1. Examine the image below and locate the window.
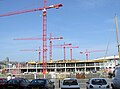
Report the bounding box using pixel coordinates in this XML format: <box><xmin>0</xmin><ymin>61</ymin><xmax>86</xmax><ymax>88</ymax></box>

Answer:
<box><xmin>25</xmin><ymin>79</ymin><xmax>30</xmax><ymax>84</ymax></box>
<box><xmin>20</xmin><ymin>79</ymin><xmax>27</xmax><ymax>85</ymax></box>
<box><xmin>31</xmin><ymin>79</ymin><xmax>46</xmax><ymax>85</ymax></box>
<box><xmin>91</xmin><ymin>79</ymin><xmax>107</xmax><ymax>85</ymax></box>
<box><xmin>0</xmin><ymin>80</ymin><xmax>3</xmax><ymax>83</ymax></box>
<box><xmin>63</xmin><ymin>79</ymin><xmax>78</xmax><ymax>85</ymax></box>
<box><xmin>8</xmin><ymin>79</ymin><xmax>19</xmax><ymax>84</ymax></box>
<box><xmin>3</xmin><ymin>79</ymin><xmax>7</xmax><ymax>83</ymax></box>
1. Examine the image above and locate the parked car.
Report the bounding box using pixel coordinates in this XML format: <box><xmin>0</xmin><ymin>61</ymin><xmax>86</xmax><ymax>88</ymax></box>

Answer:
<box><xmin>86</xmin><ymin>78</ymin><xmax>110</xmax><ymax>89</ymax></box>
<box><xmin>4</xmin><ymin>78</ymin><xmax>30</xmax><ymax>89</ymax></box>
<box><xmin>61</xmin><ymin>78</ymin><xmax>80</xmax><ymax>89</ymax></box>
<box><xmin>0</xmin><ymin>78</ymin><xmax>7</xmax><ymax>85</ymax></box>
<box><xmin>26</xmin><ymin>78</ymin><xmax>55</xmax><ymax>89</ymax></box>
<box><xmin>111</xmin><ymin>66</ymin><xmax>120</xmax><ymax>89</ymax></box>
<box><xmin>0</xmin><ymin>78</ymin><xmax>7</xmax><ymax>89</ymax></box>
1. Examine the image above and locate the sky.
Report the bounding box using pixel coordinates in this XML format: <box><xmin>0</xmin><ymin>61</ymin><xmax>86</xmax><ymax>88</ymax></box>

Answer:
<box><xmin>0</xmin><ymin>0</ymin><xmax>120</xmax><ymax>62</ymax></box>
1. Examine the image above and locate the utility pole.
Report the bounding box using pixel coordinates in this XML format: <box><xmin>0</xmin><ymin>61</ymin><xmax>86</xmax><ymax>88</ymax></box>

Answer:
<box><xmin>115</xmin><ymin>15</ymin><xmax>120</xmax><ymax>63</ymax></box>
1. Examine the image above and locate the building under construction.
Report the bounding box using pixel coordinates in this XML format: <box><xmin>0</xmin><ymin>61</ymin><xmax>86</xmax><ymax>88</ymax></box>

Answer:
<box><xmin>0</xmin><ymin>1</ymin><xmax>120</xmax><ymax>79</ymax></box>
<box><xmin>2</xmin><ymin>55</ymin><xmax>118</xmax><ymax>75</ymax></box>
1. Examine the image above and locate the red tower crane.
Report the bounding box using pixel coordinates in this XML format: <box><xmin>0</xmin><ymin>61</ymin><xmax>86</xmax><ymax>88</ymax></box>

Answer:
<box><xmin>20</xmin><ymin>47</ymin><xmax>41</xmax><ymax>62</ymax></box>
<box><xmin>54</xmin><ymin>42</ymin><xmax>72</xmax><ymax>61</ymax></box>
<box><xmin>49</xmin><ymin>33</ymin><xmax>63</xmax><ymax>62</ymax></box>
<box><xmin>80</xmin><ymin>49</ymin><xmax>105</xmax><ymax>60</ymax></box>
<box><xmin>0</xmin><ymin>0</ymin><xmax>62</xmax><ymax>74</ymax></box>
<box><xmin>14</xmin><ymin>32</ymin><xmax>63</xmax><ymax>62</ymax></box>
<box><xmin>66</xmin><ymin>45</ymin><xmax>79</xmax><ymax>60</ymax></box>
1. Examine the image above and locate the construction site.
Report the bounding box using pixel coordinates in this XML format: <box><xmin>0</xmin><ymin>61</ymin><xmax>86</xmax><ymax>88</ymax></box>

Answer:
<box><xmin>0</xmin><ymin>0</ymin><xmax>120</xmax><ymax>82</ymax></box>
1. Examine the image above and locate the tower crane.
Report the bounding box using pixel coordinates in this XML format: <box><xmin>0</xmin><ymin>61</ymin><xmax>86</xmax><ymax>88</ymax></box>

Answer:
<box><xmin>49</xmin><ymin>33</ymin><xmax>63</xmax><ymax>62</ymax></box>
<box><xmin>14</xmin><ymin>32</ymin><xmax>63</xmax><ymax>62</ymax></box>
<box><xmin>20</xmin><ymin>47</ymin><xmax>41</xmax><ymax>62</ymax></box>
<box><xmin>80</xmin><ymin>49</ymin><xmax>105</xmax><ymax>60</ymax></box>
<box><xmin>66</xmin><ymin>45</ymin><xmax>79</xmax><ymax>60</ymax></box>
<box><xmin>54</xmin><ymin>42</ymin><xmax>72</xmax><ymax>61</ymax></box>
<box><xmin>0</xmin><ymin>0</ymin><xmax>63</xmax><ymax>74</ymax></box>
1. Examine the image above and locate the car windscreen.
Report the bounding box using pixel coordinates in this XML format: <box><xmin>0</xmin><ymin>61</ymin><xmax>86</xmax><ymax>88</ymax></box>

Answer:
<box><xmin>91</xmin><ymin>79</ymin><xmax>107</xmax><ymax>85</ymax></box>
<box><xmin>0</xmin><ymin>79</ymin><xmax>7</xmax><ymax>83</ymax></box>
<box><xmin>0</xmin><ymin>80</ymin><xmax>3</xmax><ymax>83</ymax></box>
<box><xmin>7</xmin><ymin>79</ymin><xmax>19</xmax><ymax>84</ymax></box>
<box><xmin>31</xmin><ymin>79</ymin><xmax>46</xmax><ymax>85</ymax></box>
<box><xmin>63</xmin><ymin>79</ymin><xmax>78</xmax><ymax>85</ymax></box>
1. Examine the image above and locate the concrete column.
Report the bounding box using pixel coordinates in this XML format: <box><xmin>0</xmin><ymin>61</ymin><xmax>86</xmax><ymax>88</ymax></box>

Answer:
<box><xmin>36</xmin><ymin>63</ymin><xmax>37</xmax><ymax>73</ymax></box>
<box><xmin>65</xmin><ymin>63</ymin><xmax>66</xmax><ymax>72</ymax></box>
<box><xmin>85</xmin><ymin>62</ymin><xmax>86</xmax><ymax>74</ymax></box>
<box><xmin>75</xmin><ymin>63</ymin><xmax>77</xmax><ymax>73</ymax></box>
<box><xmin>18</xmin><ymin>62</ymin><xmax>21</xmax><ymax>74</ymax></box>
<box><xmin>94</xmin><ymin>62</ymin><xmax>96</xmax><ymax>71</ymax></box>
<box><xmin>55</xmin><ymin>63</ymin><xmax>57</xmax><ymax>72</ymax></box>
<box><xmin>27</xmin><ymin>63</ymin><xmax>28</xmax><ymax>73</ymax></box>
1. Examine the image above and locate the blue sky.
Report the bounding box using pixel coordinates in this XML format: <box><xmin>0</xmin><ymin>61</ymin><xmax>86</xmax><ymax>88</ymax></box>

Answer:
<box><xmin>0</xmin><ymin>0</ymin><xmax>120</xmax><ymax>62</ymax></box>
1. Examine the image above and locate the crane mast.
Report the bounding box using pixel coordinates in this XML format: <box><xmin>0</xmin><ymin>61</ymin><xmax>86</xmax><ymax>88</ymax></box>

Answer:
<box><xmin>66</xmin><ymin>45</ymin><xmax>79</xmax><ymax>60</ymax></box>
<box><xmin>49</xmin><ymin>33</ymin><xmax>52</xmax><ymax>62</ymax></box>
<box><xmin>42</xmin><ymin>0</ymin><xmax>47</xmax><ymax>74</ymax></box>
<box><xmin>54</xmin><ymin>42</ymin><xmax>72</xmax><ymax>61</ymax></box>
<box><xmin>49</xmin><ymin>33</ymin><xmax>63</xmax><ymax>62</ymax></box>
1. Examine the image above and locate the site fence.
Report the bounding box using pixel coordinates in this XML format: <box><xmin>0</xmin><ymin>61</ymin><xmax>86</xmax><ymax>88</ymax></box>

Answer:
<box><xmin>7</xmin><ymin>72</ymin><xmax>108</xmax><ymax>80</ymax></box>
<box><xmin>0</xmin><ymin>71</ymin><xmax>109</xmax><ymax>80</ymax></box>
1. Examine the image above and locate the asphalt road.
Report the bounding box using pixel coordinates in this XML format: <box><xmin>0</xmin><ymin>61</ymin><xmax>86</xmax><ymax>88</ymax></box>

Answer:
<box><xmin>53</xmin><ymin>78</ymin><xmax>112</xmax><ymax>89</ymax></box>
